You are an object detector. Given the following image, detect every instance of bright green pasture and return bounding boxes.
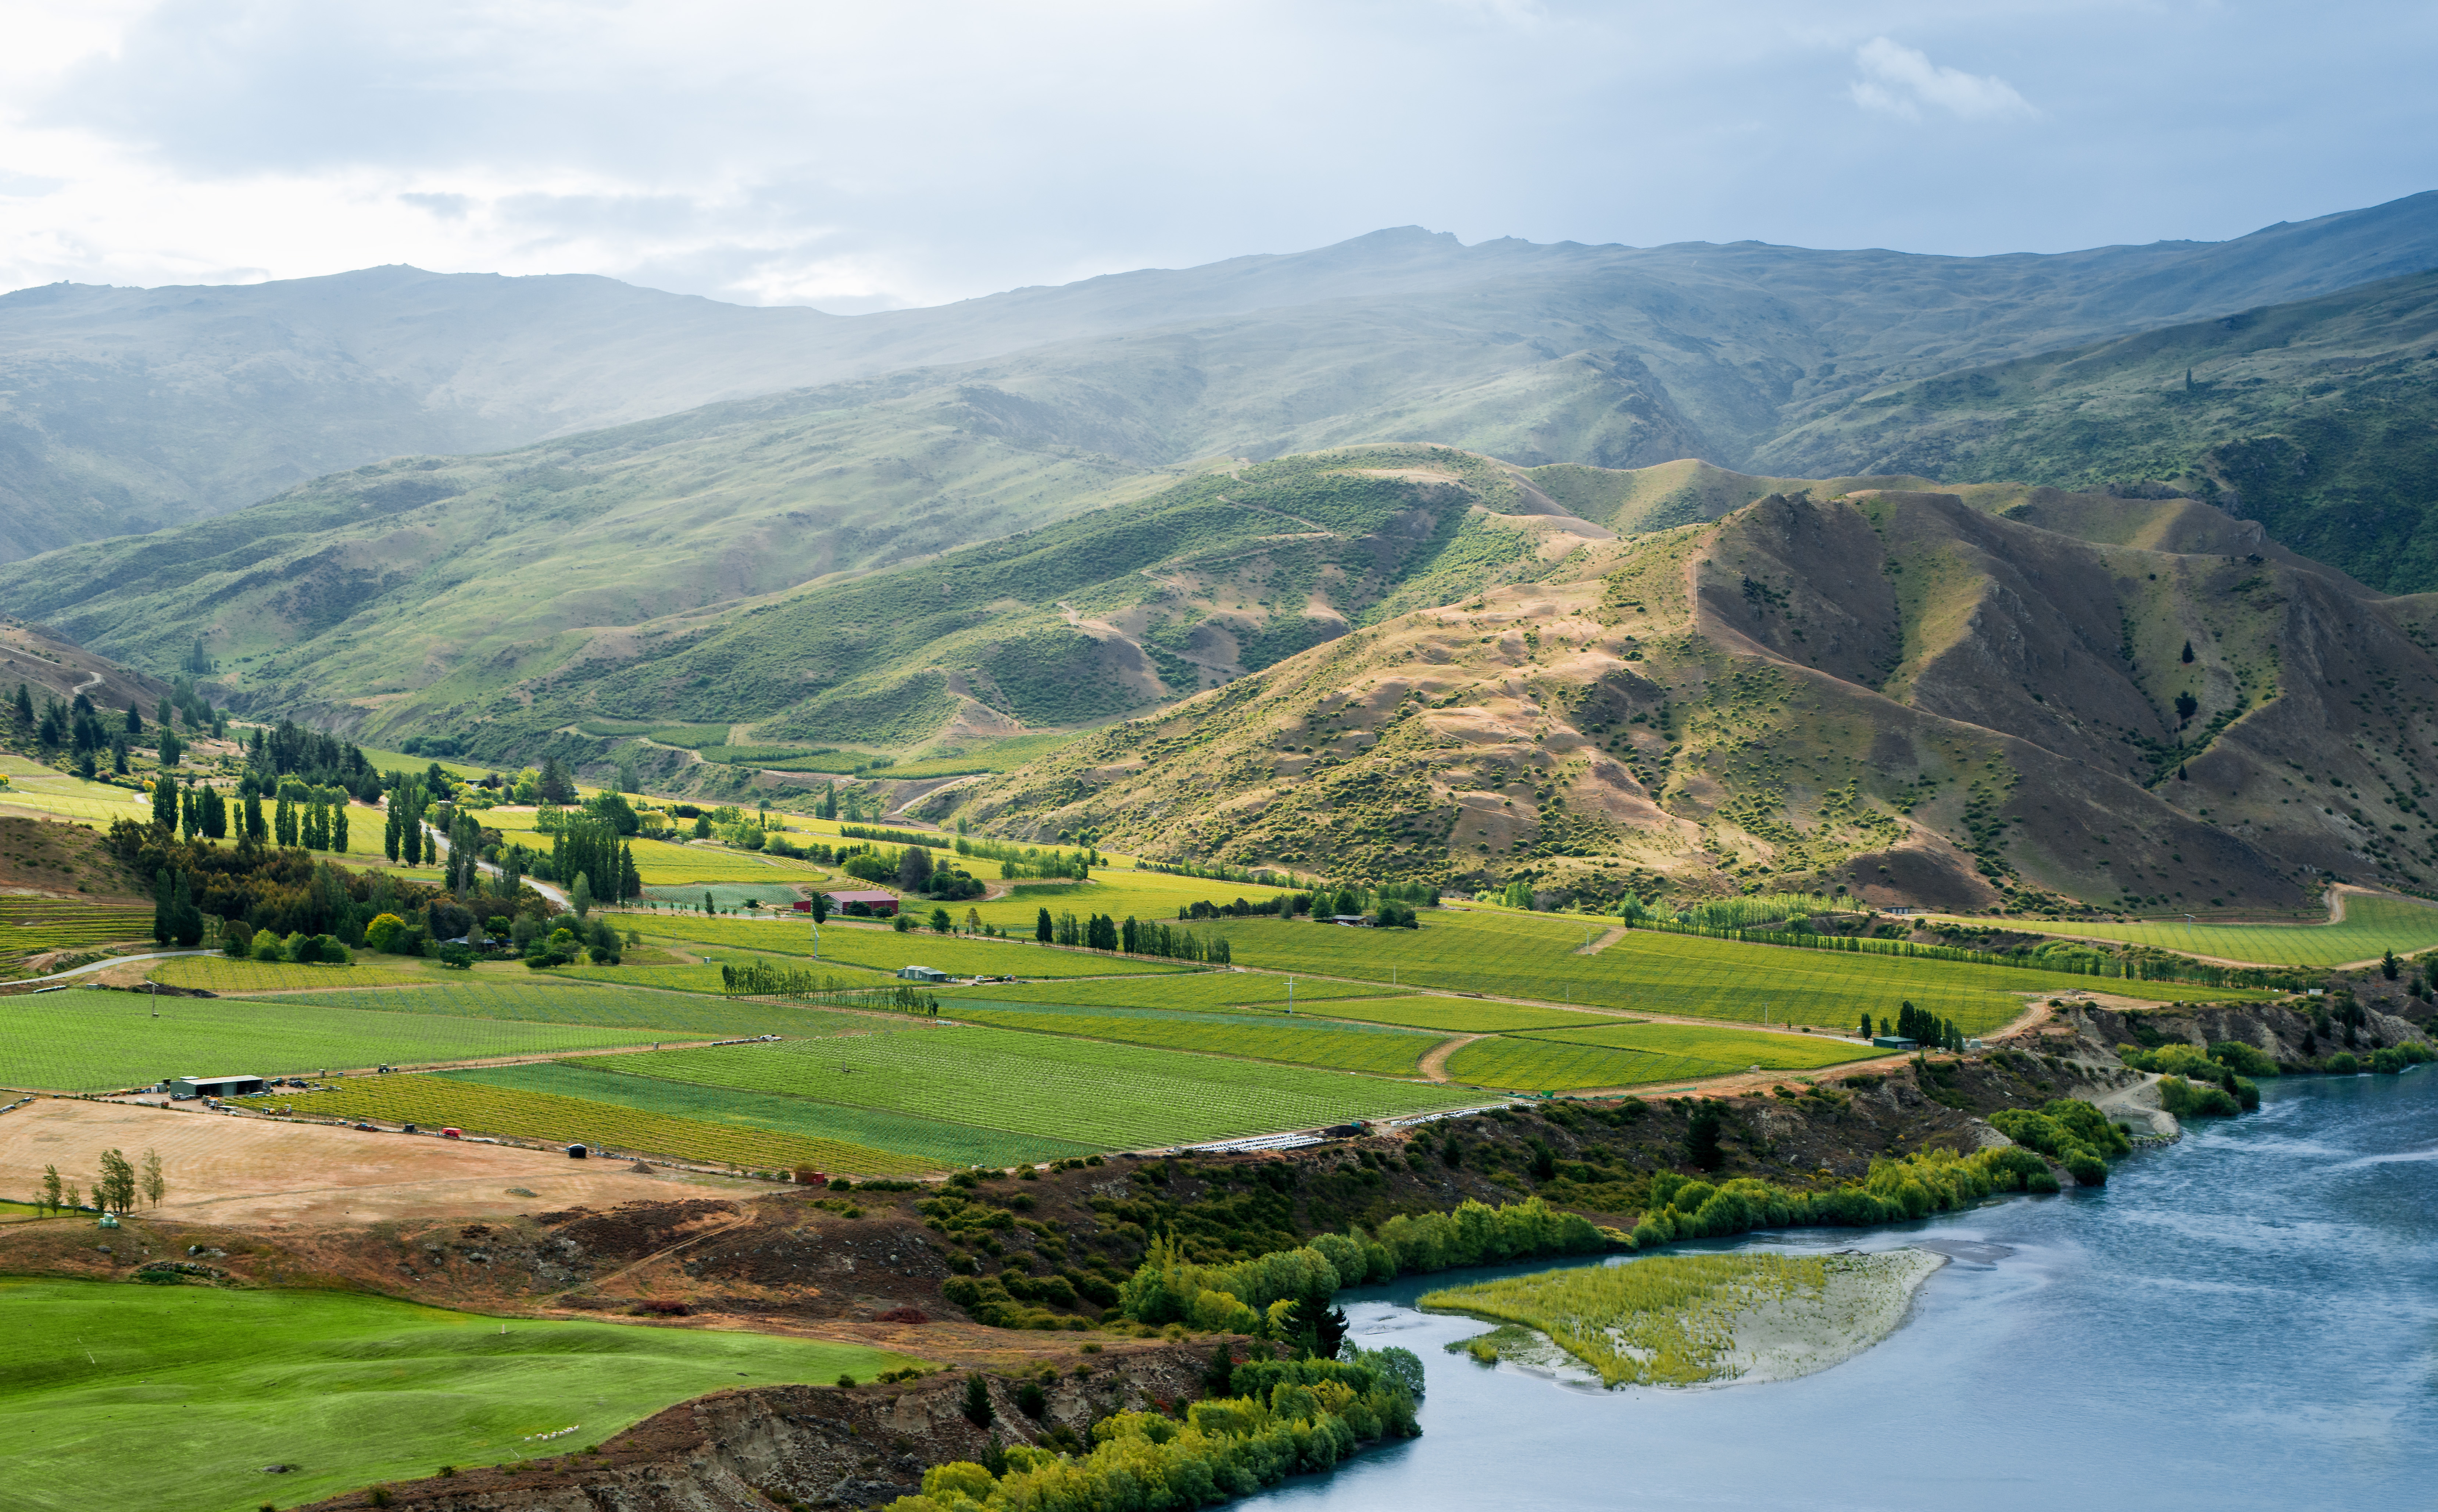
[2020,893,2438,966]
[636,917,1187,978]
[639,883,809,910]
[970,974,1400,1011]
[0,988,668,1092]
[961,871,1306,932]
[1441,1038,1731,1093]
[946,1000,1445,1076]
[1510,1020,1883,1069]
[1205,911,2248,1034]
[0,1276,921,1512]
[259,982,878,1040]
[151,956,431,991]
[0,759,150,824]
[452,1061,1097,1168]
[607,1026,1474,1150]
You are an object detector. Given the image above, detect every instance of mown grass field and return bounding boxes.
[1204,910,2254,1033]
[635,917,1188,978]
[257,982,879,1040]
[151,956,432,991]
[0,988,669,1092]
[947,1000,1446,1076]
[452,1060,1098,1168]
[242,1072,929,1174]
[2023,893,2438,966]
[608,1026,1475,1150]
[2,1277,922,1512]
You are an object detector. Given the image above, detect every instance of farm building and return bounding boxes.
[818,889,901,917]
[169,1073,266,1099]
[1870,1035,1918,1051]
[898,965,950,983]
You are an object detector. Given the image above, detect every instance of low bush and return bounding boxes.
[2324,1051,2360,1075]
[2158,1075,2242,1117]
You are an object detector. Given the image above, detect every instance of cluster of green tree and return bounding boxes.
[954,834,1100,880]
[220,919,351,964]
[885,1351,1421,1512]
[1638,891,1851,929]
[1132,858,1308,889]
[252,720,380,800]
[30,1147,163,1218]
[1120,1199,1604,1336]
[2120,1039,2278,1079]
[1121,916,1232,963]
[515,915,626,968]
[1987,1099,2135,1183]
[151,773,229,841]
[548,816,642,907]
[150,868,208,947]
[897,844,984,901]
[107,818,438,944]
[1623,909,2314,991]
[383,773,434,864]
[2319,1043,2434,1075]
[1859,1001,1966,1051]
[2156,1074,2248,1119]
[1624,1144,2065,1249]
[845,822,951,850]
[269,783,351,853]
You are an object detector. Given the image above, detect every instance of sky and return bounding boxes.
[0,1,2432,314]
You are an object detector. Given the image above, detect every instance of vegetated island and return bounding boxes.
[1422,1249,1945,1388]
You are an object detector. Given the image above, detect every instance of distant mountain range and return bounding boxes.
[7,193,2438,910]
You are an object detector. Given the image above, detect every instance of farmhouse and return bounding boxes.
[816,889,901,917]
[897,965,950,983]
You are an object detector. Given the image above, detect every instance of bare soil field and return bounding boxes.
[0,1098,726,1227]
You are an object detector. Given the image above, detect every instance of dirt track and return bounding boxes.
[0,1098,729,1227]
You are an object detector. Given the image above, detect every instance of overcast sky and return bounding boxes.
[1,1,2432,313]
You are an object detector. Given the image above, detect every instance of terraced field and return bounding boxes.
[451,1060,1094,1168]
[2022,893,2438,966]
[948,1000,1445,1076]
[1205,910,2256,1033]
[635,917,1188,978]
[151,957,430,992]
[607,1026,1476,1150]
[0,988,669,1092]
[239,1072,927,1174]
[0,897,154,971]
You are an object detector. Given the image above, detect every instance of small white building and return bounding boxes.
[898,965,950,983]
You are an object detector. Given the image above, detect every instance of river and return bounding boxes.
[1246,1070,2435,1511]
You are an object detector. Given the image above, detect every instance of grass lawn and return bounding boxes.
[1,1276,922,1512]
[150,956,432,992]
[946,999,1447,1076]
[1202,910,2255,1034]
[448,1060,1097,1169]
[2018,893,2438,966]
[604,1026,1476,1151]
[0,988,676,1092]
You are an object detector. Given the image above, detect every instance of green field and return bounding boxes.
[636,917,1189,978]
[1509,1020,1883,1069]
[948,1000,1446,1076]
[639,883,808,910]
[960,871,1307,932]
[1293,997,1629,1033]
[256,982,881,1040]
[623,837,834,886]
[1440,1038,1730,1093]
[606,1026,1475,1150]
[450,1060,1098,1169]
[0,758,151,825]
[2022,893,2438,966]
[1203,910,2252,1033]
[0,989,670,1092]
[1,1277,921,1512]
[151,956,432,991]
[244,1072,929,1174]
[2,898,155,972]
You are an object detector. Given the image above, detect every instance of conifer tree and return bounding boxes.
[124,704,142,736]
[1037,907,1054,943]
[10,683,30,733]
[151,772,178,829]
[332,804,347,852]
[242,791,266,846]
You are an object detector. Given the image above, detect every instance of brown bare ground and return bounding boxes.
[0,1098,732,1228]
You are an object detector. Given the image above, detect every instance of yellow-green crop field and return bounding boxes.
[1201,910,2258,1033]
[151,956,432,992]
[1509,1019,1882,1068]
[1440,1038,1733,1093]
[1,898,154,969]
[948,1000,1445,1076]
[2021,893,2438,966]
[0,761,149,824]
[961,974,1399,1012]
[962,872,1305,932]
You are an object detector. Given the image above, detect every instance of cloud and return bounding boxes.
[1848,37,2035,122]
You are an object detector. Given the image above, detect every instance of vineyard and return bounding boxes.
[605,1025,1477,1150]
[1289,997,1630,1033]
[975,974,1400,1012]
[256,981,879,1040]
[234,1072,929,1174]
[151,957,428,992]
[2021,893,2438,966]
[0,898,153,970]
[0,988,668,1092]
[959,871,1305,933]
[1439,1037,1729,1093]
[1204,909,2251,1033]
[1507,1020,1883,1069]
[948,1000,1446,1076]
[450,1060,1095,1168]
[634,917,1189,978]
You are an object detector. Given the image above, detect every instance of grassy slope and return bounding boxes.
[1,1277,918,1512]
[2019,892,2438,966]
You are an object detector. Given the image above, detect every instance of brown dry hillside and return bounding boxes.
[936,469,2438,914]
[0,615,171,713]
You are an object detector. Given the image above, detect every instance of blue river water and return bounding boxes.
[1243,1070,2435,1512]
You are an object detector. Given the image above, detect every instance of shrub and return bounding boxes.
[962,1375,994,1427]
[2324,1051,2360,1075]
[2063,1151,2109,1187]
[2157,1075,2241,1117]
[2370,1047,2406,1075]
[2208,1040,2280,1078]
